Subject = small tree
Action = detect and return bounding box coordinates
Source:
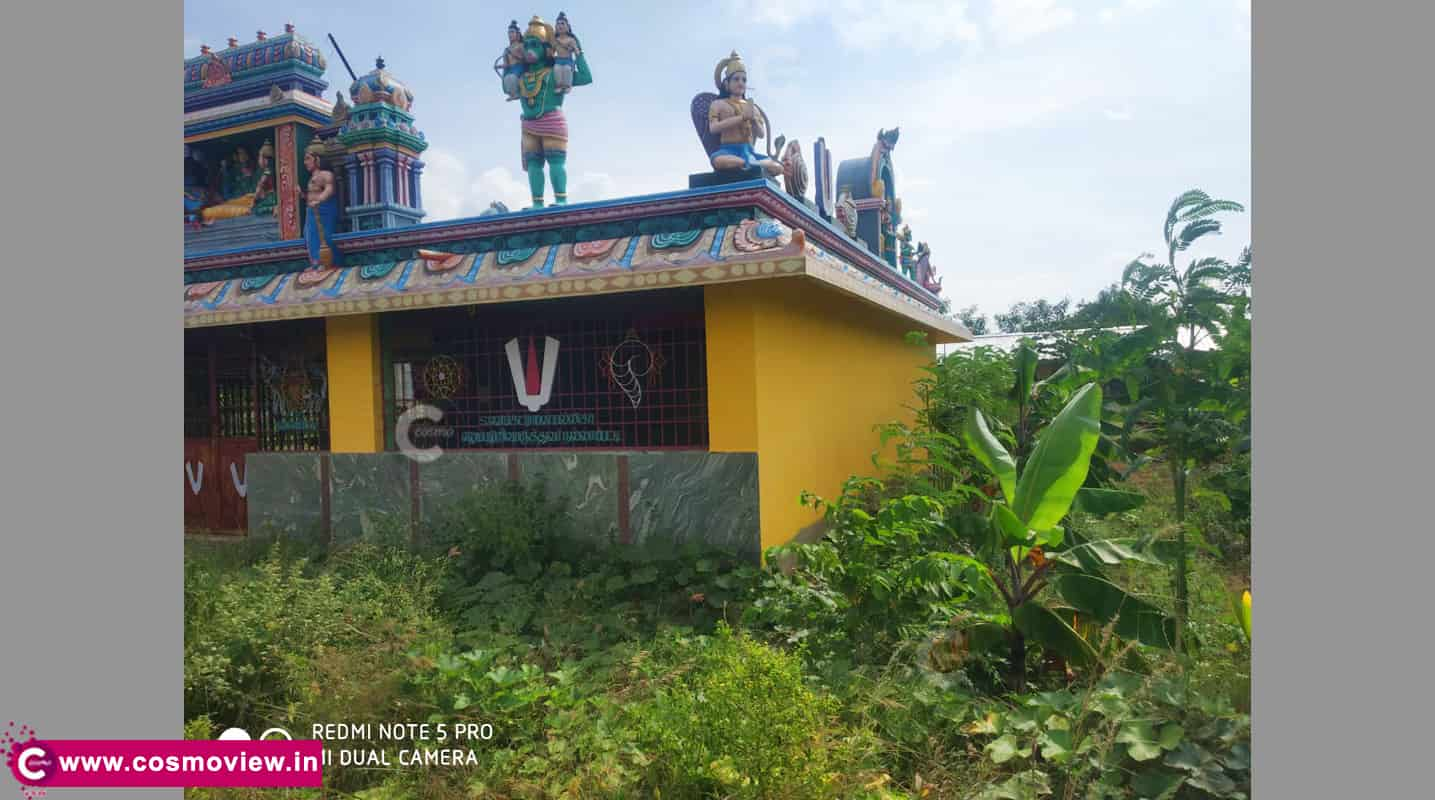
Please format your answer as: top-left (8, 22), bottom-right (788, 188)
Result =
top-left (957, 305), bottom-right (990, 336)
top-left (1117, 189), bottom-right (1251, 652)
top-left (963, 383), bottom-right (1179, 692)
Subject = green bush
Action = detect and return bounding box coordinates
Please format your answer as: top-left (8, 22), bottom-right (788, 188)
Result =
top-left (634, 624), bottom-right (842, 799)
top-left (427, 480), bottom-right (574, 579)
top-left (961, 670), bottom-right (1251, 799)
top-left (184, 541), bottom-right (447, 728)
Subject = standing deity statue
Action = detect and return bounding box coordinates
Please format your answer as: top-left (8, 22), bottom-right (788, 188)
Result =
top-left (552, 12), bottom-right (581, 94)
top-left (251, 140), bottom-right (278, 217)
top-left (299, 143), bottom-right (340, 268)
top-left (834, 188), bottom-right (858, 238)
top-left (691, 52), bottom-right (784, 179)
top-left (898, 224), bottom-right (916, 280)
top-left (497, 20), bottom-right (526, 101)
top-left (502, 14), bottom-right (592, 207)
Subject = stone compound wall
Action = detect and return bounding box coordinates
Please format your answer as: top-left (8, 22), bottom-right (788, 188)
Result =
top-left (244, 451), bottom-right (761, 562)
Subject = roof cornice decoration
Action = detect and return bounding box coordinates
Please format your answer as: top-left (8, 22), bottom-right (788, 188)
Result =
top-left (183, 182), bottom-right (943, 310)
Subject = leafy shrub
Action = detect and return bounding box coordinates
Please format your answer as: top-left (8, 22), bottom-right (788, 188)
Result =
top-left (633, 624), bottom-right (842, 799)
top-left (427, 480), bottom-right (574, 579)
top-left (184, 541), bottom-right (447, 728)
top-left (746, 478), bottom-right (993, 668)
top-left (962, 670), bottom-right (1251, 799)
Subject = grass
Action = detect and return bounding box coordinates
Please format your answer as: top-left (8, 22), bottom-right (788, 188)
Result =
top-left (183, 467), bottom-right (1251, 799)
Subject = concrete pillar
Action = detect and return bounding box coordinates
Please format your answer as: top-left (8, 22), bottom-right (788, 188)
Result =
top-left (325, 314), bottom-right (385, 452)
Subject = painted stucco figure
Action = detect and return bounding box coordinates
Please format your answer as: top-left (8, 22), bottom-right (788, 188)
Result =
top-left (300, 143), bottom-right (340, 268)
top-left (497, 20), bottom-right (525, 101)
top-left (251, 140), bottom-right (278, 218)
top-left (914, 241), bottom-right (942, 295)
top-left (552, 13), bottom-right (581, 94)
top-left (506, 15), bottom-right (592, 207)
top-left (201, 146), bottom-right (261, 223)
top-left (691, 52), bottom-right (784, 179)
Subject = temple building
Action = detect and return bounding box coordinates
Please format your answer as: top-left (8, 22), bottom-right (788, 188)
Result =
top-left (183, 24), bottom-right (970, 559)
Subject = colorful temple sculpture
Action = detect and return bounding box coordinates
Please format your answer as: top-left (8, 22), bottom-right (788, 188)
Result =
top-left (183, 24), bottom-right (428, 257)
top-left (834, 128), bottom-right (904, 268)
top-left (183, 27), bottom-right (969, 560)
top-left (492, 14), bottom-right (593, 207)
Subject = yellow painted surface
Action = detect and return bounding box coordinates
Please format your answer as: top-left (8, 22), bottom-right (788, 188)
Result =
top-left (325, 314), bottom-right (385, 452)
top-left (704, 283), bottom-right (760, 451)
top-left (705, 278), bottom-right (936, 552)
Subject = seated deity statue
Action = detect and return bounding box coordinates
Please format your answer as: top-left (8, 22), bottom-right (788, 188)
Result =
top-left (201, 146), bottom-right (262, 223)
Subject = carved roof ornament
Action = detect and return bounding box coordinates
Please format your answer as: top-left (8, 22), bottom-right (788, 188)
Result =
top-left (778, 137), bottom-right (808, 201)
top-left (200, 49), bottom-right (232, 88)
top-left (269, 84), bottom-right (284, 104)
top-left (332, 91), bottom-right (351, 122)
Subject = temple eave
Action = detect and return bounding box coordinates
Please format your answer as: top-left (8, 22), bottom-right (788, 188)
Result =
top-left (184, 182), bottom-right (943, 312)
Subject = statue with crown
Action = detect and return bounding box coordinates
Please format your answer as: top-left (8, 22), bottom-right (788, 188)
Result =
top-left (493, 13), bottom-right (593, 208)
top-left (299, 142), bottom-right (341, 268)
top-left (690, 51), bottom-right (787, 189)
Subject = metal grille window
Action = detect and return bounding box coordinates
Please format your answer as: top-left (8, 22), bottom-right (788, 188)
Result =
top-left (183, 322), bottom-right (330, 452)
top-left (385, 291), bottom-right (710, 450)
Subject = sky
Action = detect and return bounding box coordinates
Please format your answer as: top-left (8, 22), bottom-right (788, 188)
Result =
top-left (184, 0), bottom-right (1251, 324)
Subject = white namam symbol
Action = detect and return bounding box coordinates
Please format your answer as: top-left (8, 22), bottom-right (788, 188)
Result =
top-left (185, 462), bottom-right (204, 495)
top-left (505, 336), bottom-right (560, 412)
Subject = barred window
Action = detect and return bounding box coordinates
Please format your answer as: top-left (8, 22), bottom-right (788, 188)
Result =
top-left (384, 290), bottom-right (709, 450)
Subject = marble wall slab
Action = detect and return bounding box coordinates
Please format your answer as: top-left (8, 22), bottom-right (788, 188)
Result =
top-left (517, 452), bottom-right (621, 544)
top-left (629, 452), bottom-right (760, 561)
top-left (246, 451), bottom-right (761, 561)
top-left (245, 453), bottom-right (324, 541)
top-left (417, 452), bottom-right (511, 525)
top-left (330, 453), bottom-right (412, 546)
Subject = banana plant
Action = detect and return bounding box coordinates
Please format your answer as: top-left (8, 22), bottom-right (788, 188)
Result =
top-left (963, 382), bottom-right (1180, 691)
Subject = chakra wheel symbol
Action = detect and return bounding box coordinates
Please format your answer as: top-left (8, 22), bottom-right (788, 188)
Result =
top-left (424, 355), bottom-right (463, 400)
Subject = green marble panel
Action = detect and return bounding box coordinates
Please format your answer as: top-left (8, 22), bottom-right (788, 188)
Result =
top-left (517, 452), bottom-right (621, 544)
top-left (245, 453), bottom-right (324, 541)
top-left (329, 453), bottom-right (412, 546)
top-left (628, 452), bottom-right (759, 561)
top-left (417, 452), bottom-right (511, 525)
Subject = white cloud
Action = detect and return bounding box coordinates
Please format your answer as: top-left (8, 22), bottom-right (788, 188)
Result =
top-left (421, 149), bottom-right (531, 219)
top-left (1098, 0), bottom-right (1162, 24)
top-left (989, 1), bottom-right (1077, 44)
top-left (420, 148), bottom-right (664, 221)
top-left (1103, 108), bottom-right (1134, 121)
top-left (731, 0), bottom-right (981, 54)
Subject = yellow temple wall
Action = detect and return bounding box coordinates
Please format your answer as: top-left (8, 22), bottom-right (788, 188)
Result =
top-left (318, 285), bottom-right (937, 547)
top-left (705, 278), bottom-right (936, 553)
top-left (325, 313), bottom-right (385, 453)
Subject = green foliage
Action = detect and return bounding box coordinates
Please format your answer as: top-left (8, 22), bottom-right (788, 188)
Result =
top-left (995, 298), bottom-right (1073, 334)
top-left (634, 624), bottom-right (843, 799)
top-left (960, 384), bottom-right (1181, 690)
top-left (957, 304), bottom-right (991, 336)
top-left (184, 541), bottom-right (448, 728)
top-left (963, 671), bottom-right (1250, 799)
top-left (428, 480), bottom-right (575, 578)
top-left (745, 479), bottom-right (994, 667)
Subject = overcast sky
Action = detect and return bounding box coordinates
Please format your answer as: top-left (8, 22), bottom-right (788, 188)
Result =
top-left (185, 0), bottom-right (1251, 322)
